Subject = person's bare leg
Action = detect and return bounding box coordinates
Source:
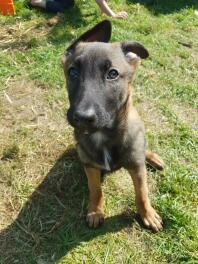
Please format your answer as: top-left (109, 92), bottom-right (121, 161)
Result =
top-left (95, 0), bottom-right (128, 19)
top-left (84, 166), bottom-right (104, 228)
top-left (128, 165), bottom-right (163, 232)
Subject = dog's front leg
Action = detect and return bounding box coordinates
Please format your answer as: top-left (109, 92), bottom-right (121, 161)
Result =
top-left (84, 166), bottom-right (104, 228)
top-left (128, 165), bottom-right (163, 232)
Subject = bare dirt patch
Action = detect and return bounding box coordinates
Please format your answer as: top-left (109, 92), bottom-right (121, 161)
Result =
top-left (136, 97), bottom-right (172, 134)
top-left (0, 78), bottom-right (73, 230)
top-left (172, 103), bottom-right (198, 131)
top-left (0, 78), bottom-right (67, 133)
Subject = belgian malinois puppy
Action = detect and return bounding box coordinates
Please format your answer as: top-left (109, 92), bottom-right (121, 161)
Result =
top-left (62, 20), bottom-right (164, 232)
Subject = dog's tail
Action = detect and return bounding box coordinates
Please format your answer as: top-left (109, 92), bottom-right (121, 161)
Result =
top-left (146, 151), bottom-right (165, 170)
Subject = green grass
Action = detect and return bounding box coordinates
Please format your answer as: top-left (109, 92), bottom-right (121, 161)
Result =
top-left (0, 0), bottom-right (198, 263)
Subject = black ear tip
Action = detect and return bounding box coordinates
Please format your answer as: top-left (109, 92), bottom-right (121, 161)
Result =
top-left (100, 19), bottom-right (112, 28)
top-left (97, 19), bottom-right (112, 40)
top-left (104, 20), bottom-right (112, 40)
top-left (141, 48), bottom-right (149, 59)
top-left (66, 20), bottom-right (112, 52)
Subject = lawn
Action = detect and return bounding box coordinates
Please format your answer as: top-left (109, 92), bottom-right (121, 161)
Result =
top-left (0, 0), bottom-right (198, 263)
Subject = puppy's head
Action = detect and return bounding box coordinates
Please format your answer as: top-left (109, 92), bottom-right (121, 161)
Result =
top-left (63, 20), bottom-right (149, 131)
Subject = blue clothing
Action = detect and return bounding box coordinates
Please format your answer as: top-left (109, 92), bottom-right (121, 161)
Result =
top-left (46, 0), bottom-right (74, 12)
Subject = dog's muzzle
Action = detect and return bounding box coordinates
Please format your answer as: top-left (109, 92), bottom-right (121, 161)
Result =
top-left (67, 106), bottom-right (114, 131)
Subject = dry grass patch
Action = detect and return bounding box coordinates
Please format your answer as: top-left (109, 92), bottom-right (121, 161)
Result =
top-left (0, 19), bottom-right (50, 51)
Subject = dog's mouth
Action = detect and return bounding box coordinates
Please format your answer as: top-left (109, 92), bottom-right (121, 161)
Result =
top-left (77, 125), bottom-right (98, 134)
top-left (70, 122), bottom-right (107, 134)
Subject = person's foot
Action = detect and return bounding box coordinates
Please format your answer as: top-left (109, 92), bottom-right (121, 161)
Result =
top-left (30, 0), bottom-right (46, 8)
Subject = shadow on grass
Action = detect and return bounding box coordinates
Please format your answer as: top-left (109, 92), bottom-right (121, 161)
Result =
top-left (46, 5), bottom-right (90, 45)
top-left (27, 1), bottom-right (97, 45)
top-left (126, 0), bottom-right (198, 14)
top-left (0, 147), bottom-right (133, 264)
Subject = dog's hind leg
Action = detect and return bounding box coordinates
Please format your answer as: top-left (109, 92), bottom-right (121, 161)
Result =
top-left (84, 166), bottom-right (104, 228)
top-left (146, 151), bottom-right (165, 170)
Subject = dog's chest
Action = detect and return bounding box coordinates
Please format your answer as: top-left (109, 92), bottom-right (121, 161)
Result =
top-left (90, 131), bottom-right (120, 171)
top-left (91, 131), bottom-right (107, 147)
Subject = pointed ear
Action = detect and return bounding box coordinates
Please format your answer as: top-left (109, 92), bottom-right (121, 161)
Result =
top-left (66, 20), bottom-right (112, 52)
top-left (121, 41), bottom-right (149, 60)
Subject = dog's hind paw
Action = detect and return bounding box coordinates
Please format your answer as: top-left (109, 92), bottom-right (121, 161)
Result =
top-left (86, 211), bottom-right (104, 228)
top-left (146, 151), bottom-right (165, 170)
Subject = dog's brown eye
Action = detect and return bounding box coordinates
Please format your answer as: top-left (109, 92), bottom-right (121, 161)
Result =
top-left (68, 67), bottom-right (79, 79)
top-left (107, 69), bottom-right (119, 80)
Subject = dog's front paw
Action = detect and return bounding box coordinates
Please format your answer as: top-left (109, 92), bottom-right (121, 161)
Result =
top-left (86, 211), bottom-right (104, 228)
top-left (139, 206), bottom-right (163, 232)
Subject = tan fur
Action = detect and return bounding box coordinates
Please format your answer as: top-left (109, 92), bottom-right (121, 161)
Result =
top-left (146, 151), bottom-right (165, 170)
top-left (128, 166), bottom-right (162, 232)
top-left (84, 166), bottom-right (104, 228)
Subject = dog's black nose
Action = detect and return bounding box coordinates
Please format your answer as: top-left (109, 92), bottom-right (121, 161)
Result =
top-left (73, 109), bottom-right (96, 124)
